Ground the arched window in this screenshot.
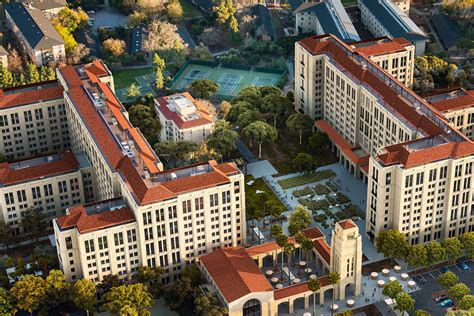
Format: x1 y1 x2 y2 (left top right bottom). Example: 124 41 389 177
243 299 261 316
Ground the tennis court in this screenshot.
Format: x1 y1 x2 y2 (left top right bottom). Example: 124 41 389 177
170 61 286 98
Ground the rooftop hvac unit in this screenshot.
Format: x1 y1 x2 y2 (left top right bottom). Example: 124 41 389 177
47 156 53 162
170 172 177 180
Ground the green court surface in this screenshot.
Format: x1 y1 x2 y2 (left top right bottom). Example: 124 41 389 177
169 61 286 98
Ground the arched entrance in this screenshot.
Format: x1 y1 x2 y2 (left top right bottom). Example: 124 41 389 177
243 299 261 316
277 301 290 314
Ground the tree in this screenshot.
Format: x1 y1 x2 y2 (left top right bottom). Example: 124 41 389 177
54 24 78 52
293 153 315 173
308 278 321 316
0 221 18 250
308 132 330 153
194 293 228 316
207 121 238 159
0 287 16 316
405 244 428 270
441 237 462 263
425 241 447 268
375 229 408 263
21 208 48 242
26 63 40 84
103 283 153 315
103 38 126 57
394 292 415 314
302 238 314 262
127 11 149 27
163 276 196 311
413 310 431 316
216 0 236 25
137 266 164 297
8 49 23 73
10 275 47 315
438 271 459 289
128 104 161 144
166 0 183 21
459 232 474 259
153 53 165 89
236 110 262 128
286 113 313 145
233 86 262 107
276 234 288 280
228 15 239 33
328 272 340 316
283 243 295 282
143 20 183 53
220 101 232 119
459 295 474 311
262 93 290 128
382 280 403 299
1 67 14 87
66 43 90 65
119 305 139 315
242 121 278 159
449 283 471 302
189 79 219 99
72 279 96 316
127 83 140 99
288 206 312 236
46 270 69 307
53 7 89 31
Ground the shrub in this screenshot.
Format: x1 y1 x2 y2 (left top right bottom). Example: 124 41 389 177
293 187 314 197
313 184 330 195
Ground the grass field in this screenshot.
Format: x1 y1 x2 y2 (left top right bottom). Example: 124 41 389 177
170 63 284 98
180 0 202 18
278 170 336 189
113 67 154 89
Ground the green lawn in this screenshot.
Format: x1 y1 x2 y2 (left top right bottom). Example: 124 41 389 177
113 67 154 90
245 175 286 215
278 170 336 189
180 0 202 18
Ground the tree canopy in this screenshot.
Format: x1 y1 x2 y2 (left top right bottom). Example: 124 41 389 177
103 283 153 315
242 121 278 159
189 79 219 99
72 279 96 316
10 275 47 314
438 271 459 289
375 229 408 262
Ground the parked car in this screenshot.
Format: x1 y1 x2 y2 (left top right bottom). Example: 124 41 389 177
87 10 95 14
435 295 448 302
440 299 454 307
457 262 469 270
440 267 450 273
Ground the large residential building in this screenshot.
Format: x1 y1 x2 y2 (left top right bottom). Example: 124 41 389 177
294 0 360 42
294 34 474 246
0 81 70 160
357 0 426 55
25 0 67 17
155 93 214 143
49 60 245 283
349 37 415 87
0 151 93 234
5 2 65 66
199 221 362 316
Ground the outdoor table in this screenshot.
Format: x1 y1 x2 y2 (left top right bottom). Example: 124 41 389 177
401 273 409 281
394 265 402 273
330 304 339 312
382 268 390 276
293 278 301 284
408 280 416 289
370 272 378 279
303 313 311 316
299 261 307 267
377 280 385 288
265 270 273 277
271 277 279 284
305 268 312 274
389 276 397 282
346 299 355 308
309 274 317 280
275 284 283 289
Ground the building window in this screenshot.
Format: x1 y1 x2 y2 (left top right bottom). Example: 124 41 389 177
243 299 261 316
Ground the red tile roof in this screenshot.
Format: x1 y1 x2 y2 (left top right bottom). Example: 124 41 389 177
155 92 213 129
56 202 135 234
299 35 446 137
245 237 297 257
429 90 474 112
313 239 331 264
199 247 273 303
351 37 412 56
315 120 370 165
84 60 109 77
302 226 324 240
0 82 63 109
0 152 79 185
338 219 357 230
273 276 330 300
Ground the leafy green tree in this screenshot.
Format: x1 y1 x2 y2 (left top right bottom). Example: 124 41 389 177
243 121 278 159
328 272 340 316
288 206 312 235
442 237 463 263
1 66 14 87
405 244 428 270
459 295 474 310
189 79 219 99
153 53 166 89
21 207 48 242
308 278 321 316
276 234 288 279
120 305 139 315
127 83 140 99
375 229 408 263
181 265 202 286
449 283 471 302
413 309 431 316
236 110 262 128
395 292 415 314
459 232 474 259
0 287 16 316
72 278 96 316
54 24 78 52
233 86 262 108
283 242 295 280
128 104 161 144
382 280 404 299
228 15 239 33
0 221 18 250
207 121 238 159
261 93 290 128
216 0 236 25
10 275 47 315
438 271 459 288
53 7 89 31
163 276 196 312
166 0 183 21
46 270 70 307
26 63 40 84
286 113 313 145
302 238 314 262
293 153 315 173
426 241 447 268
308 132 330 153
103 283 153 315
137 266 164 297
227 101 256 122
194 293 228 315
